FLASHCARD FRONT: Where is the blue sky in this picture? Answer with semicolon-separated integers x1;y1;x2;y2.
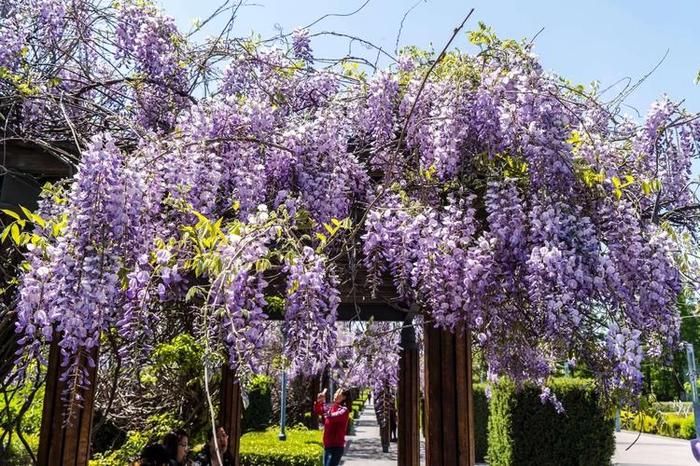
161;0;700;117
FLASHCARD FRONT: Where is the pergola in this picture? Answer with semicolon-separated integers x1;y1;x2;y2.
1;142;476;466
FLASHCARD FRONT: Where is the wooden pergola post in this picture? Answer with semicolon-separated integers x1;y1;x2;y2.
37;339;99;466
378;396;391;453
423;324;475;466
398;318;420;466
219;364;243;465
307;375;320;429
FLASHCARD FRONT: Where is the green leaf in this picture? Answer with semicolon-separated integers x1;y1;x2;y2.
566;130;581;147
287;279;300;295
192;210;209;225
323;223;337;236
1;209;20;221
255;258;271;273
33;214;46;228
19;205;33;220
185;286;201;302
0;226;10;243
10;224;20;244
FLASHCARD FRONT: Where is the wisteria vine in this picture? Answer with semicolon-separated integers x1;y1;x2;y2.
2;1;700;408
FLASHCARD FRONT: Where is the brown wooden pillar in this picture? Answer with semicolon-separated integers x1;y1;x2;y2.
219;365;243;465
398;319;420;466
38;339;99;466
307;375;320;429
378;398;391;453
424;324;475;466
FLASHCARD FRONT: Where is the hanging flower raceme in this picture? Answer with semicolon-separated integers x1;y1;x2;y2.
209;207;278;374
114;0;189;131
15;134;148;393
291;28;313;64
283;247;340;376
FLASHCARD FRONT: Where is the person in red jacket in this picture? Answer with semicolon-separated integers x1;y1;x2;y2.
314;387;351;466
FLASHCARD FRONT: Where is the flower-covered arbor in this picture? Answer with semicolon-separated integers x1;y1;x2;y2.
2;1;700;465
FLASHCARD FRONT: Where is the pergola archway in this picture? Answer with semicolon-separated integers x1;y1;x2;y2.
1;142;476;466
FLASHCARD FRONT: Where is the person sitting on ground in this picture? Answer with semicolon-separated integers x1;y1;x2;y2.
192;425;234;466
314;387;351;466
137;443;169;466
163;429;190;465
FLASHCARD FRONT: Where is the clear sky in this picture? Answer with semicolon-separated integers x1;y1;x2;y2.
161;0;700;117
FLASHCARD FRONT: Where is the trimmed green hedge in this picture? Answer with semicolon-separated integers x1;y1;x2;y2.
346;413;355;435
487;378;614;466
242;375;274;432
473;383;488;462
239;428;323;466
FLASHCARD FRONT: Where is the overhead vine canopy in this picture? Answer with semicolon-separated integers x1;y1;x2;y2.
2;0;700;404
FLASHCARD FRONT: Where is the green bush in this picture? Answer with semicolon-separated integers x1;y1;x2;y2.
638;415;658;433
620;409;697;440
0;431;39;466
90;412;184;466
239;428;323;466
621;410;658;433
473;383;488;462
0;367;44;464
659;413;686;438
487;378;614;466
91;430;152;466
680;415;696;439
243;375;274;432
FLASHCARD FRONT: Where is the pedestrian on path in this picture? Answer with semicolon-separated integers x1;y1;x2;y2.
314;387;351;466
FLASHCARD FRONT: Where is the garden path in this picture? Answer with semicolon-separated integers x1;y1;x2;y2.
340;399;420;465
613;430;696;466
340;401;693;465
341;400;487;466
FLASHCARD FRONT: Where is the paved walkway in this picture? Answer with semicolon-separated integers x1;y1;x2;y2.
341;400;423;465
613;430;696;466
341;404;695;465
